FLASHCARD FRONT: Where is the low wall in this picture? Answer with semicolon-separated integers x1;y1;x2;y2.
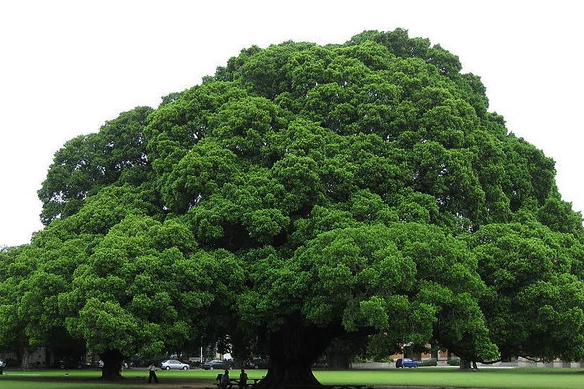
350;362;395;369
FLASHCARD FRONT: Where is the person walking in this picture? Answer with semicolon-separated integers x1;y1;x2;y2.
148;363;159;383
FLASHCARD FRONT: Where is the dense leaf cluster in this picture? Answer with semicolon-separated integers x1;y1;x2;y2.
1;29;583;379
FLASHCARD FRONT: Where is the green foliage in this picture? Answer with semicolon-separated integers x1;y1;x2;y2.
3;28;584;375
419;358;438;366
38;107;153;224
465;221;584;361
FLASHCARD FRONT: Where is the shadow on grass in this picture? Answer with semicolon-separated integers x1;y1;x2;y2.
0;369;212;389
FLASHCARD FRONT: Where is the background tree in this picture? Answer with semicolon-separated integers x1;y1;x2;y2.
2;29;583;384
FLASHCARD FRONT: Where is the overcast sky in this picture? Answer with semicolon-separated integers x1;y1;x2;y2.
1;0;583;247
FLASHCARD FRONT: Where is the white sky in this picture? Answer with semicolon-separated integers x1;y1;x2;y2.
1;0;583;247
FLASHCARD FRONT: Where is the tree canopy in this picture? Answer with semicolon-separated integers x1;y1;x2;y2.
1;29;583;384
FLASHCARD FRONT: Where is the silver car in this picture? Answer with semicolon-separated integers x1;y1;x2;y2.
160;359;190;370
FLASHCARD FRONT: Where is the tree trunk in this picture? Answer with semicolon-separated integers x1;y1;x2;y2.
20;347;30;371
326;340;350;370
20;348;30;371
256;317;337;389
327;353;349;370
100;349;123;380
459;359;472;370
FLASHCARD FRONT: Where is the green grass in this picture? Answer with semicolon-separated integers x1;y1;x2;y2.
314;369;584;389
1;368;584;389
0;369;206;388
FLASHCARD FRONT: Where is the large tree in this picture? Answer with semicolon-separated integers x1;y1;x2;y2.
2;29;583;384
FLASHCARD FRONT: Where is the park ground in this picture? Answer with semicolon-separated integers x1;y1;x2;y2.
2;368;584;389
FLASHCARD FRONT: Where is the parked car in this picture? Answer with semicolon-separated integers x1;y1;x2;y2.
203;359;230;370
396;358;418;368
56;358;92;369
247;357;270;369
160;359;190;370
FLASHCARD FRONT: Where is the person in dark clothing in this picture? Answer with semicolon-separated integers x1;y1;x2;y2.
220;369;230;389
148;363;159;383
239;368;248;389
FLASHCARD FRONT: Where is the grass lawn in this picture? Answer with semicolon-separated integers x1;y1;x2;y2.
0;368;213;388
314;369;584;389
1;368;584;389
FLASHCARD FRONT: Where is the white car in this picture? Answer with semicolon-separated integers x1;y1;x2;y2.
160;359;190;370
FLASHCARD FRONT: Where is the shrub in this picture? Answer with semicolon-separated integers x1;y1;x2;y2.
419;358;438;366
